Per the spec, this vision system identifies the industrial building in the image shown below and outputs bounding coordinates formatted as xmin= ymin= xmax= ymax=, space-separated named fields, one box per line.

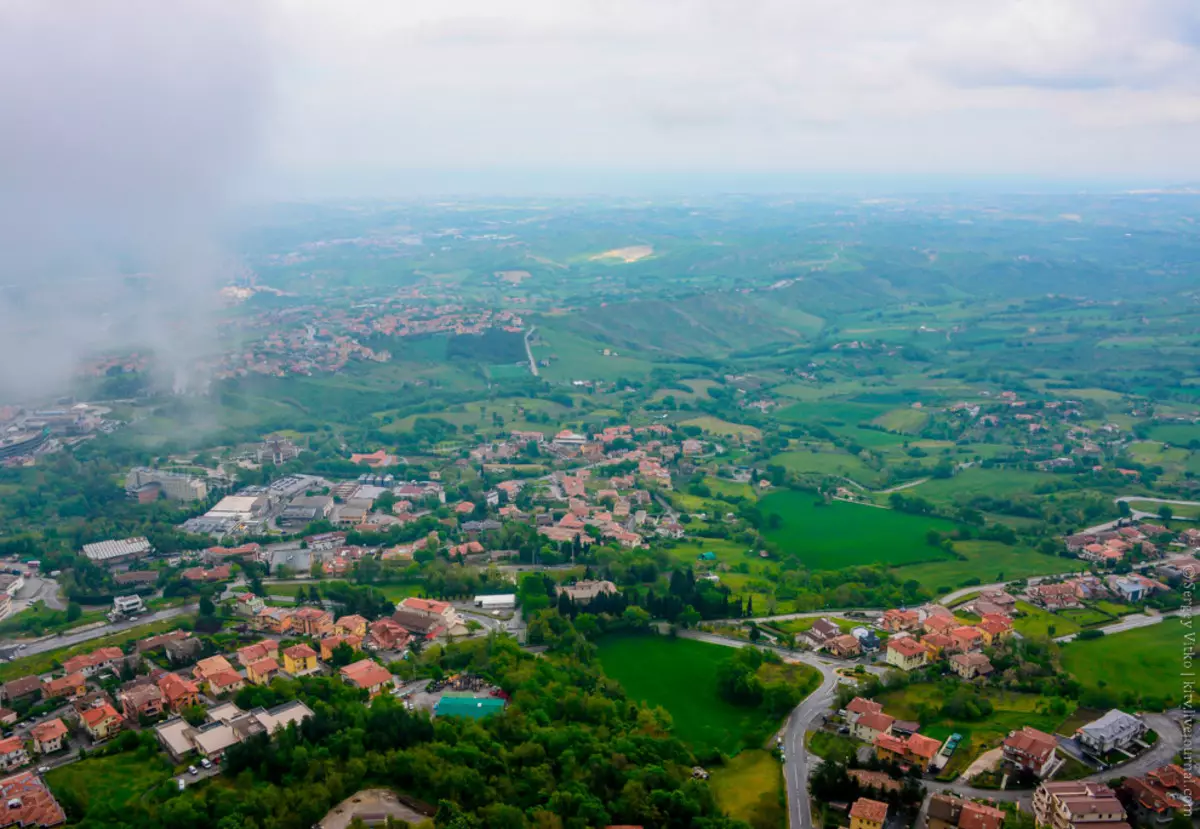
xmin=125 ymin=467 xmax=208 ymax=502
xmin=82 ymin=537 xmax=153 ymax=566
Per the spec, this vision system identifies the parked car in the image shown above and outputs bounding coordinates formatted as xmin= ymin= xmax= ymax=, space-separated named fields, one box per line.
xmin=188 ymin=765 xmax=198 ymax=775
xmin=177 ymin=779 xmax=186 ymax=791
xmin=201 ymin=758 xmax=212 ymax=769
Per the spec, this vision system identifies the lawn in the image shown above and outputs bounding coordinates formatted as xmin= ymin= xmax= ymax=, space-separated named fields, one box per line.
xmin=759 ymin=491 xmax=959 ymax=570
xmin=0 ymin=616 xmax=194 ymax=682
xmin=875 ymin=682 xmax=1073 ymax=778
xmin=893 ymin=541 xmax=1077 ymax=591
xmin=46 ymin=751 xmax=174 ymax=815
xmin=709 ymin=749 xmax=785 ymax=827
xmin=1010 ymin=601 xmax=1082 ymax=640
xmin=767 ymin=617 xmax=857 ymax=636
xmin=806 ymin=730 xmax=859 ymax=763
xmin=1061 ymin=618 xmax=1192 ymax=709
xmin=596 ymin=635 xmax=789 ymax=756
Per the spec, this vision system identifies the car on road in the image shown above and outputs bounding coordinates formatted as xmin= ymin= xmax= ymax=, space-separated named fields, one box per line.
xmin=177 ymin=779 xmax=186 ymax=791
xmin=37 ymin=766 xmax=49 ymax=774
xmin=188 ymin=765 xmax=198 ymax=775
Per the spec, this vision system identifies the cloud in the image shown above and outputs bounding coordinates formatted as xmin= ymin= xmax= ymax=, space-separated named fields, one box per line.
xmin=0 ymin=0 xmax=270 ymax=402
xmin=253 ymin=0 xmax=1200 ymax=190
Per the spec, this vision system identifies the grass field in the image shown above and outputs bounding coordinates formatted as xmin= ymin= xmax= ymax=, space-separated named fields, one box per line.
xmin=596 ymin=636 xmax=791 ymax=756
xmin=46 ymin=751 xmax=174 ymax=815
xmin=760 ymin=491 xmax=959 ymax=570
xmin=767 ymin=617 xmax=857 ymax=636
xmin=1061 ymin=618 xmax=1191 ymax=708
xmin=807 ymin=730 xmax=859 ymax=763
xmin=1011 ymin=601 xmax=1082 ymax=639
xmin=893 ymin=541 xmax=1077 ymax=590
xmin=769 ymin=449 xmax=885 ymax=486
xmin=897 ymin=467 xmax=1056 ymax=505
xmin=709 ymin=749 xmax=785 ymax=826
xmin=1149 ymin=423 xmax=1200 ymax=446
xmin=871 ymin=408 xmax=929 ymax=433
xmin=875 ymin=682 xmax=1072 ymax=777
xmin=681 ymin=416 xmax=762 ymax=441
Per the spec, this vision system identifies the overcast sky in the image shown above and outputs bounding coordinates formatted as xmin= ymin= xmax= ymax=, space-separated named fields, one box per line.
xmin=243 ymin=0 xmax=1200 ymax=195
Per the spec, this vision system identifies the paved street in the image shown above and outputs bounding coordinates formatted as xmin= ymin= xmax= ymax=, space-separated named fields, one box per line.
xmin=14 ymin=605 xmax=195 ymax=656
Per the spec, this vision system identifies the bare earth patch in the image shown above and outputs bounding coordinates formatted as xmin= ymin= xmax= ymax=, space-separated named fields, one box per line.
xmin=590 ymin=245 xmax=654 ymax=263
xmin=320 ymin=789 xmax=430 ymax=829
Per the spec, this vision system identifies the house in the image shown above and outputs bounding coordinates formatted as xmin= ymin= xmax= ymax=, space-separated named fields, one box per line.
xmin=335 ymin=614 xmax=369 ymax=637
xmin=950 ymin=652 xmax=994 ymax=680
xmin=1003 ymin=726 xmax=1059 ymax=776
xmin=976 ymin=589 xmax=1017 ymax=613
xmin=164 ymin=636 xmax=204 ymax=665
xmin=1028 ymin=583 xmax=1082 ymax=610
xmin=291 ymin=607 xmax=334 ymax=637
xmin=319 ymin=635 xmax=363 ymax=661
xmin=367 ymin=618 xmax=411 ymax=651
xmin=0 ymin=709 xmax=13 ymax=727
xmin=977 ymin=615 xmax=1013 ymax=645
xmin=1077 ymin=709 xmax=1146 ymax=757
xmin=235 ymin=593 xmax=266 ymax=617
xmin=120 ymin=683 xmax=165 ymax=721
xmin=828 ymin=634 xmax=863 ymax=659
xmin=928 ymin=794 xmax=965 ymax=829
xmin=30 ymin=719 xmax=68 ymax=755
xmin=950 ymin=626 xmax=984 ymax=653
xmin=1123 ymin=765 xmax=1200 ymax=826
xmin=137 ymin=629 xmax=190 ymax=654
xmin=282 ymin=644 xmax=319 ymax=676
xmin=924 ymin=615 xmax=959 ymax=637
xmin=246 ymin=658 xmax=281 ymax=686
xmin=398 ymin=597 xmax=462 ymax=628
xmin=804 ymin=618 xmax=843 ymax=647
xmin=853 ymin=711 xmax=895 ymax=742
xmin=391 ymin=610 xmax=446 ymax=641
xmin=62 ymin=646 xmax=125 ymax=678
xmin=206 ymin=671 xmax=245 ymax=697
xmin=80 ymin=703 xmax=123 ymax=742
xmin=904 ymin=733 xmax=944 ymax=771
xmin=886 ymin=637 xmax=928 ymax=671
xmin=41 ymin=673 xmax=87 ymax=701
xmin=922 ymin=633 xmax=954 ymax=659
xmin=852 ymin=627 xmax=882 ymax=652
xmin=255 ymin=606 xmax=294 ymax=634
xmin=849 ymin=797 xmax=888 ymax=829
xmin=1034 ymin=781 xmax=1130 ymax=829
xmin=847 ymin=769 xmax=901 ymax=795
xmin=844 ymin=697 xmax=883 ymax=725
xmin=236 ymin=640 xmax=279 ymax=667
xmin=158 ymin=673 xmax=201 ymax=712
xmin=193 ymin=655 xmax=235 ymax=683
xmin=180 ymin=564 xmax=232 ymax=583
xmin=0 ymin=736 xmax=29 ymax=772
xmin=0 ymin=771 xmax=66 ymax=828
xmin=557 ymin=580 xmax=619 ymax=604
xmin=960 ymin=801 xmax=1006 ymax=829
xmin=881 ymin=608 xmax=921 ymax=632
xmin=340 ymin=659 xmax=394 ymax=698
xmin=2 ymin=675 xmax=42 ymax=704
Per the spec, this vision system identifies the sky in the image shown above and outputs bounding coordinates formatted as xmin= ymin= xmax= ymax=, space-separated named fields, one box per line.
xmin=252 ymin=0 xmax=1200 ymax=195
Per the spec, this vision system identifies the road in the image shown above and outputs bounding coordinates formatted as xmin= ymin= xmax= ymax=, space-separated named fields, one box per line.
xmin=1054 ymin=609 xmax=1180 ymax=643
xmin=524 ymin=327 xmax=539 ymax=377
xmin=16 ymin=605 xmax=195 ymax=656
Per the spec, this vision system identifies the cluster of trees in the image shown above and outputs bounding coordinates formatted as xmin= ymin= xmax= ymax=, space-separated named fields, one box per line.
xmin=66 ymin=635 xmax=750 ymax=829
xmin=714 ymin=647 xmax=808 ymax=718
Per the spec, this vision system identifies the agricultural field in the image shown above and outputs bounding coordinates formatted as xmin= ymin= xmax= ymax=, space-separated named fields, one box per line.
xmin=46 ymin=751 xmax=175 ymax=816
xmin=870 ymin=407 xmax=929 ymax=434
xmin=769 ymin=448 xmax=885 ymax=486
xmin=709 ymin=749 xmax=785 ymax=827
xmin=759 ymin=491 xmax=960 ymax=570
xmin=875 ymin=682 xmax=1073 ymax=778
xmin=892 ymin=467 xmax=1057 ymax=506
xmin=1148 ymin=423 xmax=1200 ymax=446
xmin=596 ymin=635 xmax=793 ymax=756
xmin=894 ymin=541 xmax=1078 ymax=591
xmin=681 ymin=416 xmax=762 ymax=441
xmin=1061 ymin=618 xmax=1191 ymax=709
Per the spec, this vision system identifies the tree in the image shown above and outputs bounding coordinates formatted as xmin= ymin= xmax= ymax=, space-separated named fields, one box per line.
xmin=329 ymin=641 xmax=357 ymax=668
xmin=1160 ymin=505 xmax=1174 ymax=522
xmin=181 ymin=704 xmax=207 ymax=727
xmin=66 ymin=602 xmax=82 ymax=623
xmin=679 ymin=605 xmax=701 ymax=629
xmin=198 ymin=595 xmax=215 ymax=617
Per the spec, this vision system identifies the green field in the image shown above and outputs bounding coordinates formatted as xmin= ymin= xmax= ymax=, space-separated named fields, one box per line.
xmin=871 ymin=407 xmax=929 ymax=433
xmin=709 ymin=749 xmax=785 ymax=827
xmin=1011 ymin=601 xmax=1082 ymax=639
xmin=1148 ymin=423 xmax=1200 ymax=446
xmin=769 ymin=449 xmax=885 ymax=486
xmin=46 ymin=751 xmax=174 ymax=815
xmin=897 ymin=467 xmax=1056 ymax=505
xmin=894 ymin=541 xmax=1077 ymax=590
xmin=680 ymin=416 xmax=762 ymax=441
xmin=1061 ymin=618 xmax=1191 ymax=708
xmin=760 ymin=491 xmax=959 ymax=570
xmin=596 ymin=635 xmax=799 ymax=756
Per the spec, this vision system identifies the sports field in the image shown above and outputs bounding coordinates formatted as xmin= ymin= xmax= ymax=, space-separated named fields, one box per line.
xmin=596 ymin=635 xmax=796 ymax=756
xmin=1061 ymin=618 xmax=1190 ymax=709
xmin=759 ymin=491 xmax=959 ymax=570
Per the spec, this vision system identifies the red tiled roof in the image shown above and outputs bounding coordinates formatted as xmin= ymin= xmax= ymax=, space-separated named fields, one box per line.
xmin=847 ymin=697 xmax=883 ymax=716
xmin=80 ymin=703 xmax=121 ymax=728
xmin=850 ymin=797 xmax=889 ymax=823
xmin=906 ymin=733 xmax=942 ymax=760
xmin=31 ymin=718 xmax=68 ymax=743
xmin=340 ymin=658 xmax=393 ymax=689
xmin=959 ymin=801 xmax=1006 ymax=829
xmin=889 ymin=637 xmax=926 ymax=657
xmin=0 ymin=772 xmax=66 ymax=827
xmin=284 ymin=644 xmax=317 ymax=659
xmin=858 ymin=712 xmax=895 ymax=733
